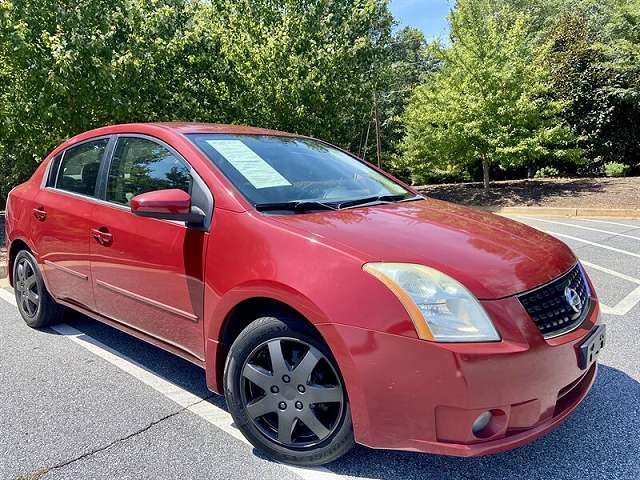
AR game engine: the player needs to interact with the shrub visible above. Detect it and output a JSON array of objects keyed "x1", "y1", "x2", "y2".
[
  {"x1": 534, "y1": 167, "x2": 560, "y2": 178},
  {"x1": 604, "y1": 162, "x2": 630, "y2": 177}
]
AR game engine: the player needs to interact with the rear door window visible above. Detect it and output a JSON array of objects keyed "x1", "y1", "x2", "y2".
[
  {"x1": 106, "y1": 137, "x2": 192, "y2": 206},
  {"x1": 55, "y1": 139, "x2": 109, "y2": 196},
  {"x1": 46, "y1": 153, "x2": 63, "y2": 187}
]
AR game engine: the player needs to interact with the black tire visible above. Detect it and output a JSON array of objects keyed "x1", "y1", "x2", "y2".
[
  {"x1": 224, "y1": 316, "x2": 354, "y2": 466},
  {"x1": 13, "y1": 250, "x2": 64, "y2": 328}
]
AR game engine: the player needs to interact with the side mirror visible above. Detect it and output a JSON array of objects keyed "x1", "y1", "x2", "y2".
[{"x1": 131, "y1": 189, "x2": 205, "y2": 226}]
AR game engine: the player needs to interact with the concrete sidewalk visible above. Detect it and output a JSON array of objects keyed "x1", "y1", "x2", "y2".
[{"x1": 484, "y1": 206, "x2": 640, "y2": 218}]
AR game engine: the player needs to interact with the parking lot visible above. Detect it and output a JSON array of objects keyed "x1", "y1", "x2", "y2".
[{"x1": 1, "y1": 215, "x2": 639, "y2": 480}]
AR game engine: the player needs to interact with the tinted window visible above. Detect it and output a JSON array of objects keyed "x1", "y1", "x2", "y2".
[
  {"x1": 106, "y1": 137, "x2": 192, "y2": 206},
  {"x1": 56, "y1": 139, "x2": 108, "y2": 196},
  {"x1": 188, "y1": 134, "x2": 409, "y2": 206},
  {"x1": 46, "y1": 153, "x2": 63, "y2": 187}
]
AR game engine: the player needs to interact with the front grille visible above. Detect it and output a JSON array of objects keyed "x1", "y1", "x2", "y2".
[{"x1": 518, "y1": 264, "x2": 590, "y2": 338}]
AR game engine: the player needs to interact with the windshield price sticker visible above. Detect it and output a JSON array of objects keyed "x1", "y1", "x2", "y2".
[{"x1": 206, "y1": 140, "x2": 291, "y2": 189}]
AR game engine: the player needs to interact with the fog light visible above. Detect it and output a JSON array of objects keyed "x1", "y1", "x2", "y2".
[{"x1": 472, "y1": 411, "x2": 493, "y2": 435}]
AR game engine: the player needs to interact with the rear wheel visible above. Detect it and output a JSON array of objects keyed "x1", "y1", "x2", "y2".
[
  {"x1": 13, "y1": 250, "x2": 64, "y2": 328},
  {"x1": 224, "y1": 316, "x2": 354, "y2": 466}
]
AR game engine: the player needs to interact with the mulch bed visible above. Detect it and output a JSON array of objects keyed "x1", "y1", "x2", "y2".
[{"x1": 417, "y1": 177, "x2": 640, "y2": 209}]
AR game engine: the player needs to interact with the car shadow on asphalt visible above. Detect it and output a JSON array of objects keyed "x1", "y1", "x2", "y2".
[{"x1": 57, "y1": 313, "x2": 639, "y2": 480}]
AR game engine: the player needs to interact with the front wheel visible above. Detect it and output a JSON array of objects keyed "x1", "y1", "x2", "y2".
[
  {"x1": 13, "y1": 250, "x2": 64, "y2": 328},
  {"x1": 224, "y1": 316, "x2": 354, "y2": 466}
]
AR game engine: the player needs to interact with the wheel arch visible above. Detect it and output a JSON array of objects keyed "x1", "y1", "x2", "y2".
[
  {"x1": 206, "y1": 290, "x2": 368, "y2": 445},
  {"x1": 7, "y1": 238, "x2": 35, "y2": 287},
  {"x1": 210, "y1": 295, "x2": 330, "y2": 395}
]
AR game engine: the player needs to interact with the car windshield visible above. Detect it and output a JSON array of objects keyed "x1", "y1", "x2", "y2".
[{"x1": 188, "y1": 134, "x2": 416, "y2": 211}]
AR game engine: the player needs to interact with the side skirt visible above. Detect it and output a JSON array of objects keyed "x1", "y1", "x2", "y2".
[{"x1": 55, "y1": 298, "x2": 206, "y2": 369}]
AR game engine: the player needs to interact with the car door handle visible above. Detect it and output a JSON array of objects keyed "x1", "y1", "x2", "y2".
[
  {"x1": 33, "y1": 207, "x2": 47, "y2": 221},
  {"x1": 91, "y1": 228, "x2": 113, "y2": 246}
]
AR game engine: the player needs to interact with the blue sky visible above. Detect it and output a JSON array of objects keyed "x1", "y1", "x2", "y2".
[{"x1": 389, "y1": 0, "x2": 451, "y2": 40}]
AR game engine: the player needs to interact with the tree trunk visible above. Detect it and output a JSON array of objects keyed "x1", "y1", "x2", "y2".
[
  {"x1": 373, "y1": 90, "x2": 382, "y2": 168},
  {"x1": 482, "y1": 158, "x2": 490, "y2": 190}
]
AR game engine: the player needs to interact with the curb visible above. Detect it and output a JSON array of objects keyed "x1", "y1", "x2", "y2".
[{"x1": 478, "y1": 206, "x2": 640, "y2": 219}]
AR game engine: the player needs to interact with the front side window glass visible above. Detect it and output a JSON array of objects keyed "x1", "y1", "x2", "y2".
[
  {"x1": 187, "y1": 134, "x2": 410, "y2": 207},
  {"x1": 56, "y1": 139, "x2": 108, "y2": 196},
  {"x1": 106, "y1": 137, "x2": 192, "y2": 206}
]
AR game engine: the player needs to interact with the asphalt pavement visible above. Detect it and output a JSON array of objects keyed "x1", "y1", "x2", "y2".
[{"x1": 1, "y1": 216, "x2": 639, "y2": 480}]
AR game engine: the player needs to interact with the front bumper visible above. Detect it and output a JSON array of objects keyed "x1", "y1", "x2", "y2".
[{"x1": 317, "y1": 296, "x2": 601, "y2": 456}]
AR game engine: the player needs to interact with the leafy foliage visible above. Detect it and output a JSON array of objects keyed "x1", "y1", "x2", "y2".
[
  {"x1": 534, "y1": 166, "x2": 561, "y2": 178},
  {"x1": 604, "y1": 161, "x2": 630, "y2": 177},
  {"x1": 542, "y1": 0, "x2": 640, "y2": 173},
  {"x1": 1, "y1": 0, "x2": 639, "y2": 205},
  {"x1": 0, "y1": 0, "x2": 395, "y2": 207},
  {"x1": 398, "y1": 0, "x2": 581, "y2": 188}
]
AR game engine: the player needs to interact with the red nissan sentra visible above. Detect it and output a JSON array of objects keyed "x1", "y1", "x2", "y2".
[{"x1": 4, "y1": 123, "x2": 606, "y2": 465}]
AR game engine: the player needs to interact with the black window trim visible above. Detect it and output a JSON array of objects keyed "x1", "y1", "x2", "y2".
[
  {"x1": 41, "y1": 134, "x2": 113, "y2": 195},
  {"x1": 41, "y1": 133, "x2": 214, "y2": 232},
  {"x1": 103, "y1": 134, "x2": 214, "y2": 231},
  {"x1": 46, "y1": 151, "x2": 65, "y2": 188},
  {"x1": 58, "y1": 135, "x2": 112, "y2": 197}
]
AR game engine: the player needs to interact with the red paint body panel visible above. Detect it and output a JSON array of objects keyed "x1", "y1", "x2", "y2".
[
  {"x1": 4, "y1": 123, "x2": 601, "y2": 457},
  {"x1": 32, "y1": 189, "x2": 96, "y2": 309},
  {"x1": 130, "y1": 189, "x2": 192, "y2": 216},
  {"x1": 316, "y1": 301, "x2": 600, "y2": 454},
  {"x1": 88, "y1": 201, "x2": 207, "y2": 359},
  {"x1": 269, "y1": 199, "x2": 576, "y2": 299}
]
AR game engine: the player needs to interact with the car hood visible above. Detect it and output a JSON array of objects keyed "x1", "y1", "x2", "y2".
[{"x1": 269, "y1": 198, "x2": 576, "y2": 300}]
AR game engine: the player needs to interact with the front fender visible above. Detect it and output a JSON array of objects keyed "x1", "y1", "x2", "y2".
[
  {"x1": 202, "y1": 280, "x2": 369, "y2": 438},
  {"x1": 203, "y1": 279, "x2": 331, "y2": 393}
]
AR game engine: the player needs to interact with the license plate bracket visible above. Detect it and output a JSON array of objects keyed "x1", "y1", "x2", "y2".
[{"x1": 577, "y1": 324, "x2": 606, "y2": 370}]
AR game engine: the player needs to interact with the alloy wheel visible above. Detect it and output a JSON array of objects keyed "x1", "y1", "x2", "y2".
[
  {"x1": 15, "y1": 257, "x2": 40, "y2": 318},
  {"x1": 240, "y1": 337, "x2": 344, "y2": 448}
]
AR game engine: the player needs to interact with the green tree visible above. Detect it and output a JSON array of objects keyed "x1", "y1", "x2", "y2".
[
  {"x1": 543, "y1": 0, "x2": 640, "y2": 172},
  {"x1": 0, "y1": 0, "x2": 396, "y2": 207},
  {"x1": 0, "y1": 0, "x2": 213, "y2": 206},
  {"x1": 366, "y1": 27, "x2": 436, "y2": 173},
  {"x1": 400, "y1": 0, "x2": 580, "y2": 188},
  {"x1": 209, "y1": 0, "x2": 394, "y2": 148}
]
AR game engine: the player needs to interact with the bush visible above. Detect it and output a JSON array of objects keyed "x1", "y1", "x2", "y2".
[
  {"x1": 534, "y1": 167, "x2": 560, "y2": 178},
  {"x1": 604, "y1": 162, "x2": 630, "y2": 177}
]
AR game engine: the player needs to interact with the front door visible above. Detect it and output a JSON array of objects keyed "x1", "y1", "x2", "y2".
[
  {"x1": 33, "y1": 138, "x2": 111, "y2": 310},
  {"x1": 89, "y1": 136, "x2": 207, "y2": 360}
]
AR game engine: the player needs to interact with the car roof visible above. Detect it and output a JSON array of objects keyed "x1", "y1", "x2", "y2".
[
  {"x1": 152, "y1": 122, "x2": 301, "y2": 137},
  {"x1": 73, "y1": 122, "x2": 302, "y2": 139},
  {"x1": 59, "y1": 123, "x2": 310, "y2": 152}
]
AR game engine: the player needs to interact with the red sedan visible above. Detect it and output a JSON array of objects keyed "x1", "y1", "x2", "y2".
[{"x1": 4, "y1": 123, "x2": 606, "y2": 465}]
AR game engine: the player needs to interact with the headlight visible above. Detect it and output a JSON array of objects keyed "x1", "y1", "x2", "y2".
[{"x1": 363, "y1": 263, "x2": 500, "y2": 342}]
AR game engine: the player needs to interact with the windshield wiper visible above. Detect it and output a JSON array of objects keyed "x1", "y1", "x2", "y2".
[
  {"x1": 336, "y1": 194, "x2": 422, "y2": 210},
  {"x1": 255, "y1": 200, "x2": 338, "y2": 213},
  {"x1": 255, "y1": 194, "x2": 423, "y2": 213}
]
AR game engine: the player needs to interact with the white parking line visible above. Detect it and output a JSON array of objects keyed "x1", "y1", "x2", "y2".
[
  {"x1": 545, "y1": 231, "x2": 640, "y2": 259},
  {"x1": 579, "y1": 261, "x2": 640, "y2": 316},
  {"x1": 521, "y1": 217, "x2": 640, "y2": 241},
  {"x1": 581, "y1": 260, "x2": 640, "y2": 285},
  {"x1": 580, "y1": 219, "x2": 640, "y2": 230},
  {"x1": 600, "y1": 286, "x2": 640, "y2": 316},
  {"x1": 0, "y1": 288, "x2": 361, "y2": 480}
]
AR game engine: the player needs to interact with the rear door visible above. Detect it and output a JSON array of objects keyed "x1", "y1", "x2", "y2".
[
  {"x1": 32, "y1": 137, "x2": 112, "y2": 310},
  {"x1": 89, "y1": 135, "x2": 209, "y2": 360}
]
